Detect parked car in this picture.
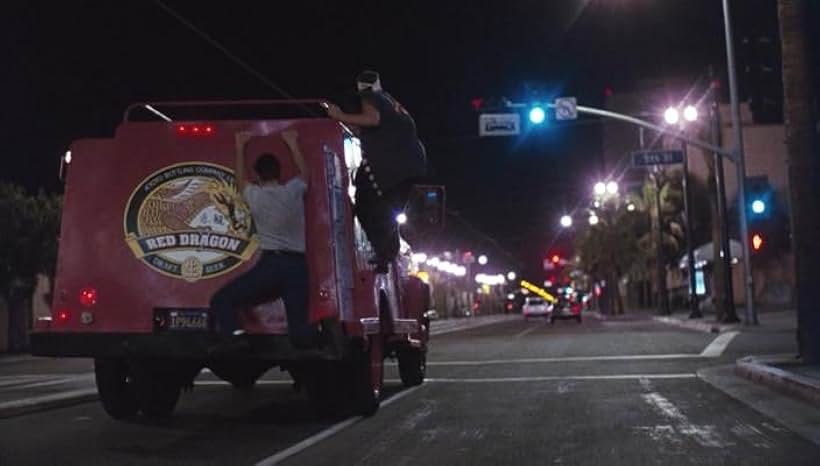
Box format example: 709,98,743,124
522,296,551,320
550,297,582,324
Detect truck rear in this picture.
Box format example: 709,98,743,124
31,100,436,419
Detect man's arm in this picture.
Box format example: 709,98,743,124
326,101,380,127
234,131,253,193
281,129,307,182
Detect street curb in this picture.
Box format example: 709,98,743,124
735,355,820,406
0,388,98,419
652,315,740,334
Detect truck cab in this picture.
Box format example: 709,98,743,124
32,100,440,419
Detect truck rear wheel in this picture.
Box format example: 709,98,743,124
94,358,139,420
131,361,182,419
348,338,383,417
397,348,426,387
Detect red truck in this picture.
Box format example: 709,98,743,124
31,100,438,419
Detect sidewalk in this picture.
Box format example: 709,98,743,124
735,354,820,406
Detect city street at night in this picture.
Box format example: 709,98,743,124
1,314,816,465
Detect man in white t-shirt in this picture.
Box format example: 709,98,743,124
209,129,317,349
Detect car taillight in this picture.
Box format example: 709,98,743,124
175,124,215,136
79,287,97,307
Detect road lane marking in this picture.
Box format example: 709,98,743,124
513,325,542,339
254,385,424,466
419,354,702,366
640,392,731,448
425,374,697,383
700,331,739,357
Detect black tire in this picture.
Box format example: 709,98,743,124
347,340,382,417
295,362,343,415
94,358,139,420
397,348,426,387
131,361,182,419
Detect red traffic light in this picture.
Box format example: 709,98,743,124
751,233,764,252
551,254,561,264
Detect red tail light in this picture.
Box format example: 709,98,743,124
79,287,97,307
56,309,71,322
175,124,215,136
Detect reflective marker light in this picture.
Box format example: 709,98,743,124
175,124,215,136
79,287,97,307
529,106,546,124
751,199,766,214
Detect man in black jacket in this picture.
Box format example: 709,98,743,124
326,71,427,271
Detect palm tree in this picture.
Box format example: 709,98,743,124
777,0,819,362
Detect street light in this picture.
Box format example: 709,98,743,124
588,213,599,226
396,212,407,225
627,203,636,212
683,105,698,122
560,214,573,228
477,254,488,265
507,271,517,281
606,181,618,195
593,182,606,196
664,107,680,125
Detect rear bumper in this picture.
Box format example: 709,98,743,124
30,332,342,361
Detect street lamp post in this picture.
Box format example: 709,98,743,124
721,0,756,325
667,105,701,318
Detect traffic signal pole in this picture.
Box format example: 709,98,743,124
722,0,757,325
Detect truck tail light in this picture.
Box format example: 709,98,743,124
79,287,97,307
175,124,215,136
56,309,71,322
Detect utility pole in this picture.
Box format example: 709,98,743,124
709,73,739,322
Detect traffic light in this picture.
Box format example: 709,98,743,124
747,176,772,219
751,232,764,253
528,105,546,124
551,254,561,265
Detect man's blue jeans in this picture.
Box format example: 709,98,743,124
209,251,315,348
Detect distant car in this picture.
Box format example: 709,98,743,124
522,296,551,320
551,298,582,324
424,310,440,320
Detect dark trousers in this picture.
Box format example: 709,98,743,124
354,173,415,263
209,251,315,347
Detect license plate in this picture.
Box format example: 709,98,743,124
162,309,210,331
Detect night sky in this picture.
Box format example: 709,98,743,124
1,0,808,279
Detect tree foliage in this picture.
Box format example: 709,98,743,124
0,182,62,299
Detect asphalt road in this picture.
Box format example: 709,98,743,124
0,316,817,465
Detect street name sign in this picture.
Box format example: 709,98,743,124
631,150,684,167
554,97,577,121
479,113,520,136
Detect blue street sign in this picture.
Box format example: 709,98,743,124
631,150,684,167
